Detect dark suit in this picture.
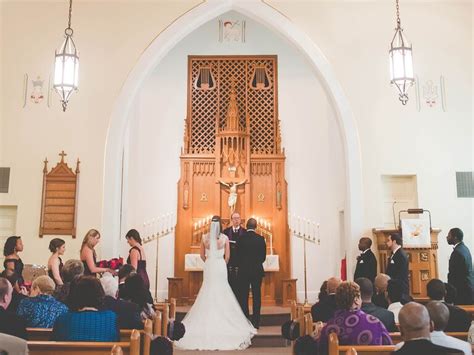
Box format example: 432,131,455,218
223,225,246,298
310,294,337,322
361,302,397,332
386,247,409,298
236,229,266,327
354,249,377,282
448,242,474,305
101,296,143,330
443,302,471,332
393,339,463,354
373,291,389,309
0,306,27,339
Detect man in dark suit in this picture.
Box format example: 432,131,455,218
223,211,246,299
427,278,470,332
394,302,463,354
354,237,377,283
237,218,266,329
386,233,409,300
311,277,341,322
447,228,474,305
0,277,27,339
356,277,397,332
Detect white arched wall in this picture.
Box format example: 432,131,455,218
102,0,363,277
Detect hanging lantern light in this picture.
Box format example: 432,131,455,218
389,0,414,105
53,0,79,112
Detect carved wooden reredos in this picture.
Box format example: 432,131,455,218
175,55,289,304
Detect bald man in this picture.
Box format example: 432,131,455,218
394,302,463,354
354,237,377,282
311,277,341,322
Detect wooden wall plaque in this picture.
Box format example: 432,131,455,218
39,151,80,238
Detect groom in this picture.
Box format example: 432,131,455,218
237,218,267,329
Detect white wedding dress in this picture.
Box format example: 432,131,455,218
175,221,257,350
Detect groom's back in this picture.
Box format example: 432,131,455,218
237,230,266,276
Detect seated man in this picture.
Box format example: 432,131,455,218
0,277,27,339
356,277,397,332
17,275,68,328
373,273,390,309
426,301,471,355
394,302,463,354
387,279,404,323
100,273,143,329
427,279,470,331
311,277,341,322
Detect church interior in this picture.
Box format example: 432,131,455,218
0,0,472,353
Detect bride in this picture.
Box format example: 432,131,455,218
175,215,257,350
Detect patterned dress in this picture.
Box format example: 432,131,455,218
17,294,68,328
318,309,392,354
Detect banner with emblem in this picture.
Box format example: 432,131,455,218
401,219,431,248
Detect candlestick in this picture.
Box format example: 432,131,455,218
270,234,273,255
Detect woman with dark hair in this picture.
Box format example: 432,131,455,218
121,273,155,320
318,281,392,353
125,229,150,289
52,276,119,341
47,238,65,286
3,236,24,284
80,229,114,276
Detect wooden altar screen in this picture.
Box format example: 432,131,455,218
174,55,290,305
372,228,441,299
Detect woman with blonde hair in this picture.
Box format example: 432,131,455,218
80,229,113,276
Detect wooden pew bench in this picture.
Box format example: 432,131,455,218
27,329,140,355
328,333,396,355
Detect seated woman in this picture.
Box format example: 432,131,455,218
53,259,84,305
117,264,135,299
52,276,119,342
17,275,68,328
3,236,24,285
120,274,155,321
47,238,66,286
318,281,392,353
0,269,27,313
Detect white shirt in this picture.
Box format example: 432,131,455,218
232,226,240,233
430,331,471,355
388,302,403,323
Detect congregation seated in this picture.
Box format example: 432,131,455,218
52,276,119,342
120,273,155,321
372,273,390,309
0,277,27,339
99,272,143,329
17,275,68,328
311,277,341,322
387,279,404,323
355,277,397,332
393,302,463,354
294,335,318,355
150,335,173,355
117,264,136,298
53,259,84,306
318,281,392,353
427,279,471,332
0,333,28,355
0,269,27,313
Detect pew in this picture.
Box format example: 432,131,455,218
27,329,140,355
169,298,177,319
154,302,170,336
328,333,396,355
111,345,123,355
153,311,162,336
290,300,297,320
388,332,468,344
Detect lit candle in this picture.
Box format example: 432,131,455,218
270,234,273,255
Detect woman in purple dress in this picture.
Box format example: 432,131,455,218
318,281,392,354
126,229,150,290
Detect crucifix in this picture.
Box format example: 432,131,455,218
218,179,246,214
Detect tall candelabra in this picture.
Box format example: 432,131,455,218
290,214,320,307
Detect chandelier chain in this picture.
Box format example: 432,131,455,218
67,0,73,30
396,0,401,26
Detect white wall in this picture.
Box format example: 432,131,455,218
124,11,345,301
0,1,471,301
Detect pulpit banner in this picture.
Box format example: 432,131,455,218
401,219,431,248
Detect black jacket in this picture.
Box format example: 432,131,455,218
354,249,377,282
223,226,246,267
443,302,471,332
0,306,27,339
394,339,463,354
448,242,474,305
361,302,397,332
386,247,409,297
236,230,266,278
311,294,337,322
101,296,143,330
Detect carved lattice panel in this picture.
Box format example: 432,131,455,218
189,56,277,155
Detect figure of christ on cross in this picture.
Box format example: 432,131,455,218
218,179,246,214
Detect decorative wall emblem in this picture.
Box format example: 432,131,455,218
422,80,438,107
30,76,45,104
200,192,208,202
421,270,430,281
415,75,447,112
257,192,265,202
194,66,216,91
249,65,271,90
219,20,246,43
420,252,429,262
